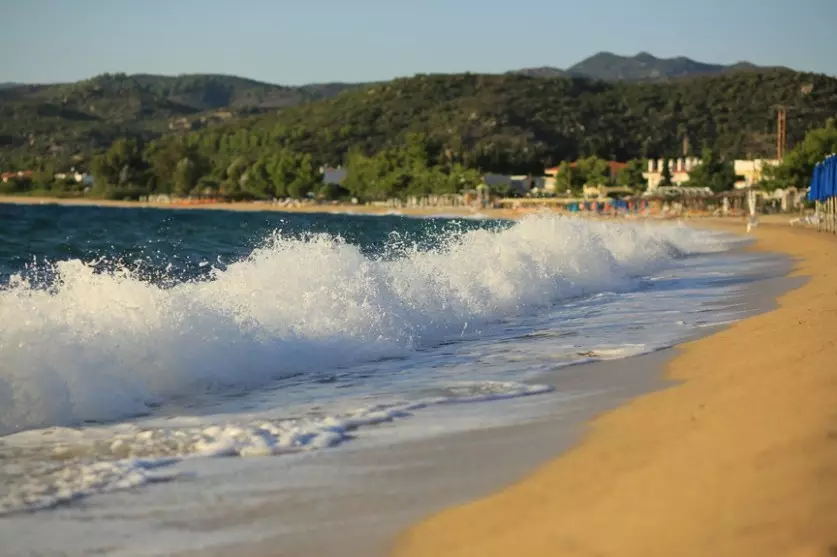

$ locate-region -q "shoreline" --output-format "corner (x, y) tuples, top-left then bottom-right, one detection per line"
(160, 234), (794, 557)
(391, 222), (837, 557)
(0, 204), (816, 556)
(0, 194), (760, 222)
(0, 194), (522, 220)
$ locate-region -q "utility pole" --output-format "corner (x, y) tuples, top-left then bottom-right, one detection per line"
(775, 105), (788, 161)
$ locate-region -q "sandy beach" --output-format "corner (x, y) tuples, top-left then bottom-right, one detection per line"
(391, 221), (837, 557)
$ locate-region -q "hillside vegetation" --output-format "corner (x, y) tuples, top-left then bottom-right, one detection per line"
(2, 58), (836, 204)
(168, 69), (836, 171)
(0, 52), (787, 169)
(3, 68), (819, 202)
(0, 73), (363, 167)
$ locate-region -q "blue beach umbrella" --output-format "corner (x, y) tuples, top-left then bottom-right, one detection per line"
(828, 155), (837, 199)
(818, 159), (827, 202)
(809, 162), (821, 202)
(823, 156), (834, 201)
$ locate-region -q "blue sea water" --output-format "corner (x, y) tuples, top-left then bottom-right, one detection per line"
(0, 204), (781, 547)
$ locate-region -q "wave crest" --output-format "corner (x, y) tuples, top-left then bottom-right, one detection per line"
(0, 216), (736, 435)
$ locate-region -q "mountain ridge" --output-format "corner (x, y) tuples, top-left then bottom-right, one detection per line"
(515, 51), (789, 82)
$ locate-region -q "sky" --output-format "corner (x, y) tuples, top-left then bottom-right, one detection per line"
(2, 0), (836, 85)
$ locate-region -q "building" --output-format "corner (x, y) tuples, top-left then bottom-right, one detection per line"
(321, 166), (347, 185)
(1, 170), (32, 183)
(733, 159), (779, 189)
(54, 171), (94, 185)
(482, 174), (543, 195)
(643, 157), (699, 192)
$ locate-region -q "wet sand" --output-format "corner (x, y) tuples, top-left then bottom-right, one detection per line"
(392, 222), (837, 557)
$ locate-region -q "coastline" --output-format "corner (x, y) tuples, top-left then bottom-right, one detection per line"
(0, 194), (716, 222)
(1, 201), (819, 557)
(391, 222), (837, 557)
(0, 194), (522, 220)
(156, 235), (794, 557)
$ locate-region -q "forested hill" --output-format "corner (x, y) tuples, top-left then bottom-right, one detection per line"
(0, 73), (364, 166)
(166, 68), (837, 172)
(0, 73), (362, 113)
(3, 66), (836, 175)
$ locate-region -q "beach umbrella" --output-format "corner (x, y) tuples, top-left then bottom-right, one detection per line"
(809, 162), (822, 202)
(821, 156), (829, 200)
(829, 155), (837, 199)
(818, 159), (826, 201)
(816, 156), (829, 201)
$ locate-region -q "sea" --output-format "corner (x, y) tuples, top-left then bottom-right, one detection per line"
(0, 204), (788, 556)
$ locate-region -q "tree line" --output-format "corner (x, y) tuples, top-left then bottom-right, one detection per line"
(0, 137), (755, 200)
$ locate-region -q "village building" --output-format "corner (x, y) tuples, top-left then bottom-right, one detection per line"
(643, 157), (698, 192)
(733, 159), (780, 189)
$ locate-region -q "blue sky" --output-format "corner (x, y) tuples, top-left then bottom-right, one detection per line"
(2, 0), (835, 85)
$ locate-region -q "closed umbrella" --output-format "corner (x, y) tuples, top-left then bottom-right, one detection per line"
(809, 162), (821, 202)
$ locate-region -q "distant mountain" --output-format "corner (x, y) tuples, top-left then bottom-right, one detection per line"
(514, 66), (569, 79)
(0, 73), (362, 112)
(0, 82), (21, 89)
(0, 73), (366, 166)
(515, 52), (781, 82)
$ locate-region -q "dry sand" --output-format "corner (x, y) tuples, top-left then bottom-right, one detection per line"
(392, 222), (837, 557)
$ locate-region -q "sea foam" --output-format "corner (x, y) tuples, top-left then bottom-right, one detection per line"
(0, 215), (738, 435)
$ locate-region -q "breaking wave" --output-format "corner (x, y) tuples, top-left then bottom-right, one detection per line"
(0, 215), (738, 435)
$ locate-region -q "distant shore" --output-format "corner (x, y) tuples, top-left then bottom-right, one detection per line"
(392, 221), (837, 557)
(0, 195), (527, 220)
(0, 194), (767, 223)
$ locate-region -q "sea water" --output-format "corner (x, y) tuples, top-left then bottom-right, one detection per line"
(0, 204), (782, 555)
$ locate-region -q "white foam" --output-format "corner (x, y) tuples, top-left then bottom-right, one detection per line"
(0, 216), (738, 436)
(0, 380), (550, 515)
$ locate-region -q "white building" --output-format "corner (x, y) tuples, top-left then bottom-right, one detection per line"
(733, 159), (779, 189)
(643, 157), (700, 193)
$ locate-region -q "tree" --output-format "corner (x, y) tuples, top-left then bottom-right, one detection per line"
(91, 138), (145, 188)
(576, 156), (611, 187)
(762, 123), (837, 191)
(118, 164), (132, 185)
(617, 159), (647, 191)
(243, 157), (272, 198)
(196, 175), (220, 197)
(287, 153), (319, 198)
(146, 140), (192, 192)
(688, 149), (737, 193)
(226, 156), (248, 186)
(553, 161), (583, 194)
(31, 165), (55, 191)
(172, 157), (198, 196)
(659, 159), (674, 187)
